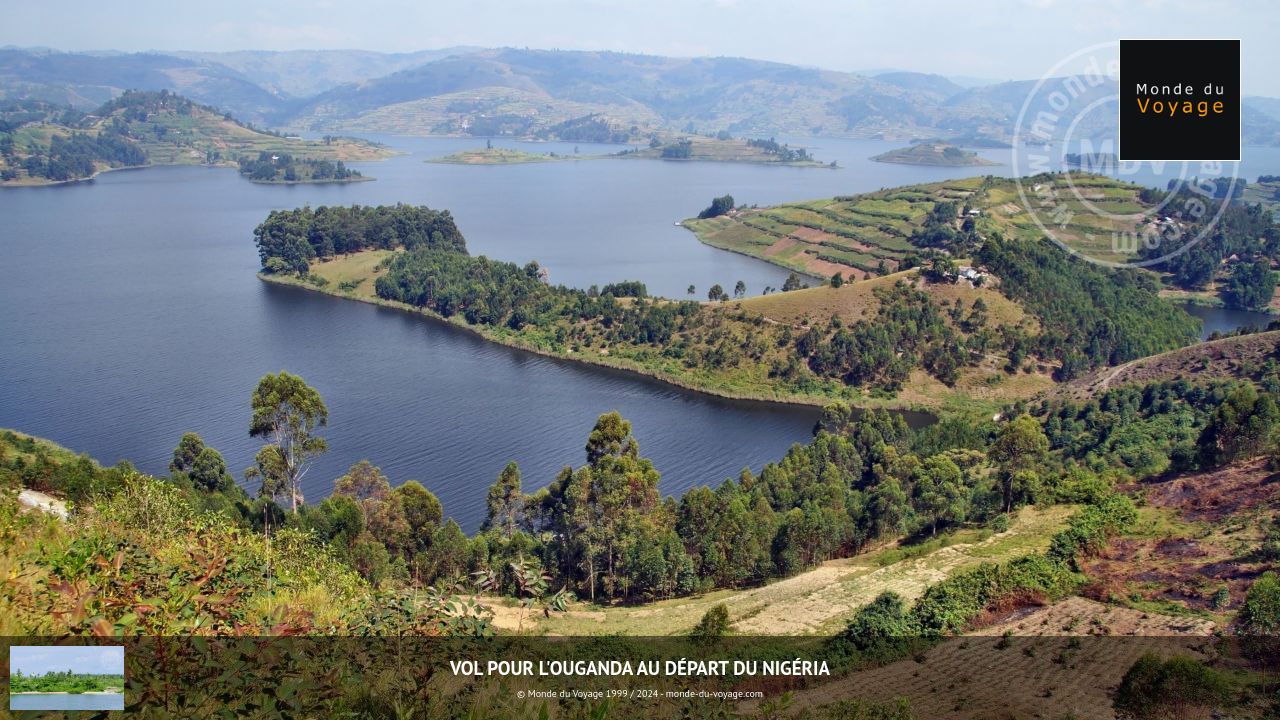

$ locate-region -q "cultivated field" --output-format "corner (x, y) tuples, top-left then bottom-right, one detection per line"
(684, 175), (1151, 277)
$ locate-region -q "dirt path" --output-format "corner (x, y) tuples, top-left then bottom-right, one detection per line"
(18, 489), (67, 519)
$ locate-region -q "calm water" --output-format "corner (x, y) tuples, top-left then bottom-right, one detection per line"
(1180, 303), (1278, 339)
(1, 136), (1275, 529)
(10, 693), (125, 711)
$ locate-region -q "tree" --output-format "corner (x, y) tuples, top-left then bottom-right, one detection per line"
(1197, 384), (1280, 467)
(334, 460), (411, 557)
(544, 412), (663, 601)
(169, 432), (206, 475)
(838, 591), (915, 655)
(247, 371), (328, 512)
(913, 456), (966, 535)
(989, 415), (1049, 512)
(707, 284), (727, 302)
(1237, 571), (1280, 636)
(690, 603), (731, 643)
(396, 480), (443, 550)
(1114, 654), (1234, 720)
(687, 284), (696, 296)
(830, 272), (844, 288)
(733, 280), (746, 298)
(782, 273), (806, 292)
(334, 459), (391, 502)
(697, 194), (735, 219)
(1236, 571), (1280, 664)
(1223, 258), (1276, 310)
(190, 447), (233, 492)
(483, 461), (524, 537)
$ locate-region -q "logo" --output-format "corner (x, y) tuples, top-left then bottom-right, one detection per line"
(1011, 41), (1240, 268)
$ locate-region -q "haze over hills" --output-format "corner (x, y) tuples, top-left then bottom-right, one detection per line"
(2, 45), (1279, 146)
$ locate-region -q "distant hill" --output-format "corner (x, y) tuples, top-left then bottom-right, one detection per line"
(2, 47), (1279, 146)
(0, 48), (288, 125)
(871, 71), (965, 100)
(0, 90), (389, 185)
(170, 48), (481, 98)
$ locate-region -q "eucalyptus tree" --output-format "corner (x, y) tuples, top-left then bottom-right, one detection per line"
(246, 371), (328, 512)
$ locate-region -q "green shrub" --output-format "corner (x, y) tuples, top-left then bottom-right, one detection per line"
(1114, 654), (1233, 719)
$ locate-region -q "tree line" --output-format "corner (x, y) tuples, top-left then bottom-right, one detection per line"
(254, 204), (467, 274)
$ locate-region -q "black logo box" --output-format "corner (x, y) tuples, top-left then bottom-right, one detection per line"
(1119, 39), (1240, 162)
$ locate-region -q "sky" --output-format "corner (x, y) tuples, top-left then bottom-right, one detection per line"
(10, 646), (124, 676)
(3, 0), (1278, 95)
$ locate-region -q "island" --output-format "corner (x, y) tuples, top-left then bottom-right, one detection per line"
(426, 135), (837, 167)
(617, 135), (835, 167)
(237, 151), (371, 183)
(0, 90), (392, 186)
(871, 142), (998, 166)
(426, 146), (569, 164)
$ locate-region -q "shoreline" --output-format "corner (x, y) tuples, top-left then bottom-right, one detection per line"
(258, 272), (938, 418)
(246, 174), (376, 185)
(10, 686), (124, 691)
(678, 220), (826, 281)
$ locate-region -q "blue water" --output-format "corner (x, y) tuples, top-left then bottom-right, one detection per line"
(10, 692), (125, 711)
(1, 135), (1276, 530)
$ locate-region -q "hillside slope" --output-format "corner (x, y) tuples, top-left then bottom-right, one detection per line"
(0, 90), (390, 185)
(1053, 329), (1280, 401)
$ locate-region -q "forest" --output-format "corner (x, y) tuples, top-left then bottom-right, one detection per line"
(1138, 184), (1280, 309)
(253, 204), (467, 273)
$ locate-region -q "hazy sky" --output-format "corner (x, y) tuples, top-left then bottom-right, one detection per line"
(5, 0), (1278, 94)
(10, 646), (124, 676)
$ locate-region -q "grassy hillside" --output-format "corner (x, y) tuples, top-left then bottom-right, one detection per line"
(1053, 329), (1280, 402)
(0, 91), (391, 185)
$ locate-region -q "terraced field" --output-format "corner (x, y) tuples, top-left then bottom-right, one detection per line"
(683, 174), (1152, 277)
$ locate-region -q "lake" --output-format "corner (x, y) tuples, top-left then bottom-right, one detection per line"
(10, 693), (125, 711)
(1179, 302), (1278, 340)
(0, 136), (1274, 529)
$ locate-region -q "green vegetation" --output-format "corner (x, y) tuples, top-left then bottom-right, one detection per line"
(9, 670), (124, 694)
(1114, 654), (1235, 720)
(253, 204), (465, 274)
(871, 143), (997, 167)
(0, 91), (390, 185)
(978, 235), (1201, 378)
(698, 193), (735, 219)
(237, 151), (367, 183)
(1138, 185), (1280, 309)
(427, 146), (568, 164)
